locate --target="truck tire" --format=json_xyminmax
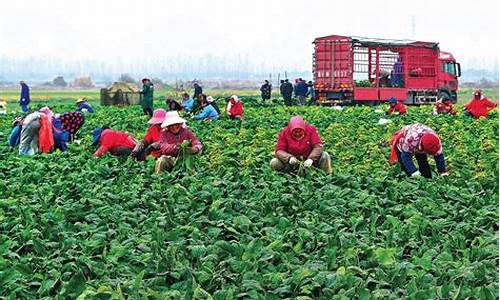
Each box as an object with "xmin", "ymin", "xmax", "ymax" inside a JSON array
[{"xmin": 438, "ymin": 90, "xmax": 452, "ymax": 101}]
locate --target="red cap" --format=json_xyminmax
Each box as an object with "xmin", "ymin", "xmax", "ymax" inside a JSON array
[{"xmin": 421, "ymin": 133, "xmax": 441, "ymax": 155}]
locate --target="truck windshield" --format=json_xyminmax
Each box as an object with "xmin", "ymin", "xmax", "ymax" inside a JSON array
[{"xmin": 442, "ymin": 62, "xmax": 456, "ymax": 75}]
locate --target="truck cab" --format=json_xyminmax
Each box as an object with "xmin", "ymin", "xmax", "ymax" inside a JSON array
[{"xmin": 437, "ymin": 51, "xmax": 461, "ymax": 102}]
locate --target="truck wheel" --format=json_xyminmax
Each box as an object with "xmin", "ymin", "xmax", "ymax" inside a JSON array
[{"xmin": 438, "ymin": 90, "xmax": 451, "ymax": 101}]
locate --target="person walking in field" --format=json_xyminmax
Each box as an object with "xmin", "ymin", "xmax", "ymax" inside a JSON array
[
  {"xmin": 386, "ymin": 97, "xmax": 407, "ymax": 116},
  {"xmin": 464, "ymin": 89, "xmax": 497, "ymax": 119},
  {"xmin": 433, "ymin": 96, "xmax": 456, "ymax": 115},
  {"xmin": 155, "ymin": 111, "xmax": 203, "ymax": 173},
  {"xmin": 76, "ymin": 97, "xmax": 95, "ymax": 113},
  {"xmin": 281, "ymin": 79, "xmax": 294, "ymax": 106},
  {"xmin": 139, "ymin": 78, "xmax": 154, "ymax": 117},
  {"xmin": 389, "ymin": 123, "xmax": 448, "ymax": 178},
  {"xmin": 226, "ymin": 95, "xmax": 244, "ymax": 120},
  {"xmin": 270, "ymin": 116, "xmax": 332, "ymax": 174},
  {"xmin": 131, "ymin": 109, "xmax": 167, "ymax": 161},
  {"xmin": 260, "ymin": 80, "xmax": 272, "ymax": 101},
  {"xmin": 19, "ymin": 81, "xmax": 31, "ymax": 112},
  {"xmin": 92, "ymin": 127, "xmax": 137, "ymax": 157}
]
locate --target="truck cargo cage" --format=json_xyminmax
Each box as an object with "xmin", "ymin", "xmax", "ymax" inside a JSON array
[{"xmin": 312, "ymin": 34, "xmax": 457, "ymax": 105}]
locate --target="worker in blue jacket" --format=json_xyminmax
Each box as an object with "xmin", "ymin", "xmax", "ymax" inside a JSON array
[
  {"xmin": 76, "ymin": 98, "xmax": 95, "ymax": 113},
  {"xmin": 19, "ymin": 81, "xmax": 31, "ymax": 112},
  {"xmin": 193, "ymin": 95, "xmax": 219, "ymax": 121}
]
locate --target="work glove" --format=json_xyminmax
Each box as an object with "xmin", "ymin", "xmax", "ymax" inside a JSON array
[
  {"xmin": 186, "ymin": 146, "xmax": 199, "ymax": 155},
  {"xmin": 149, "ymin": 142, "xmax": 160, "ymax": 150},
  {"xmin": 440, "ymin": 172, "xmax": 449, "ymax": 176},
  {"xmin": 288, "ymin": 156, "xmax": 298, "ymax": 165},
  {"xmin": 411, "ymin": 171, "xmax": 421, "ymax": 177},
  {"xmin": 304, "ymin": 158, "xmax": 314, "ymax": 167}
]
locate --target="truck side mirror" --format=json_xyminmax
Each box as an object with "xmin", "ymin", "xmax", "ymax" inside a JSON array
[{"xmin": 456, "ymin": 62, "xmax": 461, "ymax": 77}]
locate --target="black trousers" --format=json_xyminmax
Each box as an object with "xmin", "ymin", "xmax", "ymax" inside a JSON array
[
  {"xmin": 143, "ymin": 107, "xmax": 153, "ymax": 117},
  {"xmin": 396, "ymin": 149, "xmax": 432, "ymax": 178}
]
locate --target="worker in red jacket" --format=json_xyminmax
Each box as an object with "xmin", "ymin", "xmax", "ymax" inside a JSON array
[
  {"xmin": 155, "ymin": 111, "xmax": 203, "ymax": 173},
  {"xmin": 131, "ymin": 108, "xmax": 167, "ymax": 161},
  {"xmin": 270, "ymin": 116, "xmax": 332, "ymax": 174},
  {"xmin": 387, "ymin": 97, "xmax": 407, "ymax": 116},
  {"xmin": 92, "ymin": 127, "xmax": 137, "ymax": 157},
  {"xmin": 433, "ymin": 97, "xmax": 456, "ymax": 115},
  {"xmin": 226, "ymin": 95, "xmax": 244, "ymax": 120},
  {"xmin": 464, "ymin": 89, "xmax": 497, "ymax": 118}
]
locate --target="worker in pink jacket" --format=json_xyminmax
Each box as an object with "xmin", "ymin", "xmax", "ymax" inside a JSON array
[
  {"xmin": 155, "ymin": 111, "xmax": 203, "ymax": 173},
  {"xmin": 270, "ymin": 116, "xmax": 332, "ymax": 174}
]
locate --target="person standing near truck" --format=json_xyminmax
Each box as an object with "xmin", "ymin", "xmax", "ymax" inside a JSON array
[
  {"xmin": 281, "ymin": 79, "xmax": 294, "ymax": 106},
  {"xmin": 139, "ymin": 78, "xmax": 154, "ymax": 117},
  {"xmin": 294, "ymin": 79, "xmax": 309, "ymax": 106},
  {"xmin": 306, "ymin": 81, "xmax": 315, "ymax": 104},
  {"xmin": 19, "ymin": 81, "xmax": 31, "ymax": 112}
]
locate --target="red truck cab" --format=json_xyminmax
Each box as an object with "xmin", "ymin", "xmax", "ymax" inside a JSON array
[{"xmin": 313, "ymin": 35, "xmax": 461, "ymax": 105}]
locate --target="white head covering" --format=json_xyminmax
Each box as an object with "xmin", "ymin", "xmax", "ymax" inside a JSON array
[{"xmin": 161, "ymin": 111, "xmax": 187, "ymax": 128}]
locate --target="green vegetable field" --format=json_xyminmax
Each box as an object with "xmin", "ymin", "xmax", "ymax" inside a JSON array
[{"xmin": 0, "ymin": 98, "xmax": 498, "ymax": 299}]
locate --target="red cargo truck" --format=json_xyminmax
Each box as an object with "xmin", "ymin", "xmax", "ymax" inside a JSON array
[{"xmin": 313, "ymin": 34, "xmax": 461, "ymax": 105}]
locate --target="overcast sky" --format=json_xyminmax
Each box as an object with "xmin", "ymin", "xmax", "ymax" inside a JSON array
[{"xmin": 0, "ymin": 0, "xmax": 498, "ymax": 72}]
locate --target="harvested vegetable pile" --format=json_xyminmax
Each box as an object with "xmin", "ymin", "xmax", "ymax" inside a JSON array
[{"xmin": 0, "ymin": 99, "xmax": 498, "ymax": 299}]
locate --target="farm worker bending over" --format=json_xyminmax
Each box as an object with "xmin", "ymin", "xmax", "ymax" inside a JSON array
[
  {"xmin": 166, "ymin": 98, "xmax": 182, "ymax": 111},
  {"xmin": 207, "ymin": 96, "xmax": 221, "ymax": 115},
  {"xmin": 270, "ymin": 116, "xmax": 332, "ymax": 174},
  {"xmin": 433, "ymin": 97, "xmax": 456, "ymax": 115},
  {"xmin": 155, "ymin": 111, "xmax": 203, "ymax": 173},
  {"xmin": 92, "ymin": 127, "xmax": 137, "ymax": 157},
  {"xmin": 131, "ymin": 109, "xmax": 167, "ymax": 161},
  {"xmin": 8, "ymin": 117, "xmax": 23, "ymax": 148},
  {"xmin": 18, "ymin": 107, "xmax": 54, "ymax": 155},
  {"xmin": 181, "ymin": 93, "xmax": 195, "ymax": 113},
  {"xmin": 19, "ymin": 81, "xmax": 31, "ymax": 112},
  {"xmin": 389, "ymin": 123, "xmax": 448, "ymax": 178},
  {"xmin": 76, "ymin": 97, "xmax": 95, "ymax": 113},
  {"xmin": 226, "ymin": 95, "xmax": 244, "ymax": 120},
  {"xmin": 139, "ymin": 78, "xmax": 154, "ymax": 117},
  {"xmin": 464, "ymin": 89, "xmax": 497, "ymax": 119},
  {"xmin": 386, "ymin": 97, "xmax": 407, "ymax": 116},
  {"xmin": 193, "ymin": 95, "xmax": 219, "ymax": 121},
  {"xmin": 58, "ymin": 111, "xmax": 85, "ymax": 141}
]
